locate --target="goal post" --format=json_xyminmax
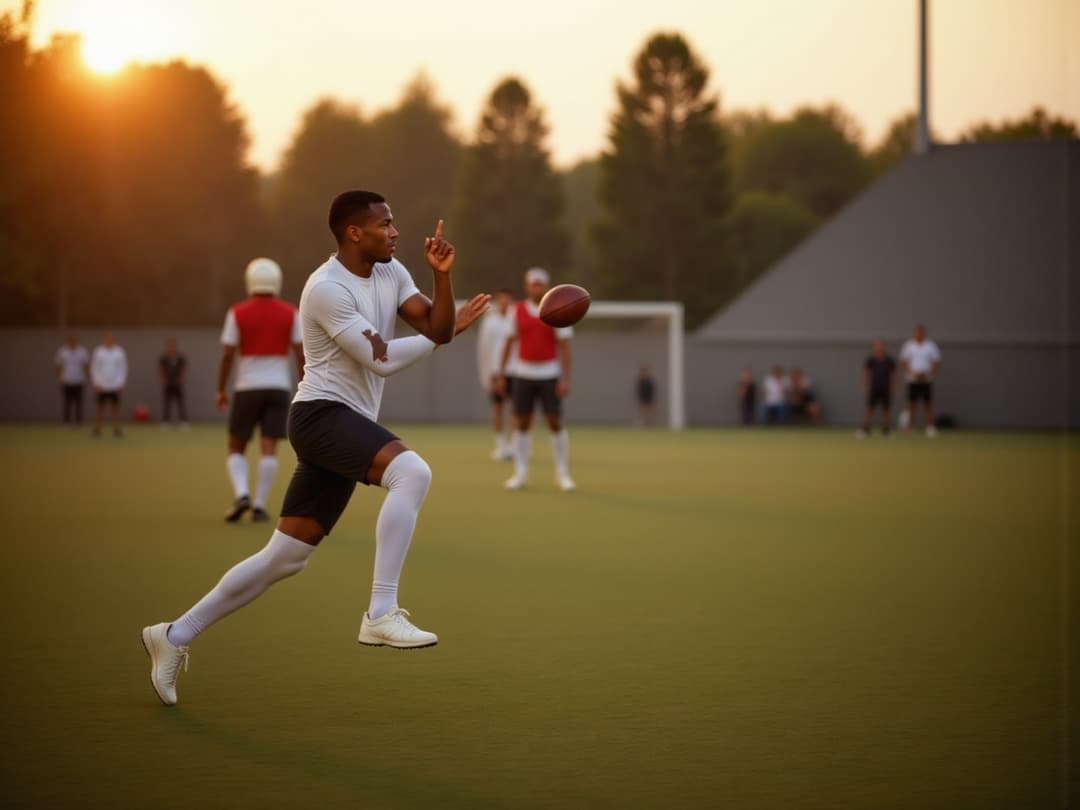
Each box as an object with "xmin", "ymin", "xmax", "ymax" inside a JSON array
[{"xmin": 586, "ymin": 301, "xmax": 685, "ymax": 430}]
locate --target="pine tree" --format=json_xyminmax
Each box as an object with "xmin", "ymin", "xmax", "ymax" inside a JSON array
[
  {"xmin": 450, "ymin": 77, "xmax": 569, "ymax": 294},
  {"xmin": 592, "ymin": 33, "xmax": 730, "ymax": 327}
]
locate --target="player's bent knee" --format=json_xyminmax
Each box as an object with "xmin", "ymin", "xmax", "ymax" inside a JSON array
[{"xmin": 381, "ymin": 450, "xmax": 432, "ymax": 502}]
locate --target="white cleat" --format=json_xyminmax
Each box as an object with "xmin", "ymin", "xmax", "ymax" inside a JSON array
[
  {"xmin": 926, "ymin": 426, "xmax": 938, "ymax": 438},
  {"xmin": 855, "ymin": 429, "xmax": 868, "ymax": 439},
  {"xmin": 504, "ymin": 473, "xmax": 527, "ymax": 490},
  {"xmin": 358, "ymin": 607, "xmax": 438, "ymax": 649},
  {"xmin": 141, "ymin": 623, "xmax": 189, "ymax": 706},
  {"xmin": 557, "ymin": 474, "xmax": 577, "ymax": 492}
]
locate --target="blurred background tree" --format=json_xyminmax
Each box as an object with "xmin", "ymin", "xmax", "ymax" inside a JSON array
[
  {"xmin": 592, "ymin": 33, "xmax": 730, "ymax": 328},
  {"xmin": 449, "ymin": 76, "xmax": 569, "ymax": 294}
]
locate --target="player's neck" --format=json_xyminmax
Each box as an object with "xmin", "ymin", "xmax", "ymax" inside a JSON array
[{"xmin": 335, "ymin": 250, "xmax": 375, "ymax": 279}]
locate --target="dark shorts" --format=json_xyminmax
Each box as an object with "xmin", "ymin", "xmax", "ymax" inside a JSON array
[
  {"xmin": 512, "ymin": 377, "xmax": 561, "ymax": 417},
  {"xmin": 867, "ymin": 389, "xmax": 891, "ymax": 408},
  {"xmin": 97, "ymin": 390, "xmax": 120, "ymax": 406},
  {"xmin": 280, "ymin": 399, "xmax": 399, "ymax": 535},
  {"xmin": 907, "ymin": 382, "xmax": 933, "ymax": 404},
  {"xmin": 490, "ymin": 375, "xmax": 515, "ymax": 405},
  {"xmin": 229, "ymin": 389, "xmax": 291, "ymax": 442}
]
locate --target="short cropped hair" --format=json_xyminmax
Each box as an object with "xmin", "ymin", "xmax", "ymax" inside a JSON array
[{"xmin": 328, "ymin": 190, "xmax": 386, "ymax": 243}]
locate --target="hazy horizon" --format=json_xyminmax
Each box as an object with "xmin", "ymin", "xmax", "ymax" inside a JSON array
[{"xmin": 9, "ymin": 0, "xmax": 1078, "ymax": 172}]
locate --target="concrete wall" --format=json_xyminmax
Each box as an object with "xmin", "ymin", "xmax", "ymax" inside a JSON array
[
  {"xmin": 3, "ymin": 328, "xmax": 1074, "ymax": 428},
  {"xmin": 0, "ymin": 328, "xmax": 671, "ymax": 426}
]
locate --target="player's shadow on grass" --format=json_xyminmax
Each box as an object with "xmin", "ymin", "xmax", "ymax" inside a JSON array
[{"xmin": 161, "ymin": 707, "xmax": 505, "ymax": 808}]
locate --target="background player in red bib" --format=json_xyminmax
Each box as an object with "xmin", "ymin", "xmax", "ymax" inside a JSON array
[
  {"xmin": 216, "ymin": 258, "xmax": 305, "ymax": 522},
  {"xmin": 495, "ymin": 267, "xmax": 575, "ymax": 491}
]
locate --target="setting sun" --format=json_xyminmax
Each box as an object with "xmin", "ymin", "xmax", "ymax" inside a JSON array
[{"xmin": 75, "ymin": 4, "xmax": 176, "ymax": 74}]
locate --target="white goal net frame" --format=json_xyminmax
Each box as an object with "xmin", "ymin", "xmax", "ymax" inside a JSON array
[{"xmin": 586, "ymin": 301, "xmax": 685, "ymax": 430}]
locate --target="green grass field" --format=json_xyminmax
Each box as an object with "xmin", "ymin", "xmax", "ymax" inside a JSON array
[{"xmin": 0, "ymin": 424, "xmax": 1075, "ymax": 809}]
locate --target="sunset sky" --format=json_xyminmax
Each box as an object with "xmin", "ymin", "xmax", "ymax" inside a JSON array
[{"xmin": 10, "ymin": 0, "xmax": 1079, "ymax": 171}]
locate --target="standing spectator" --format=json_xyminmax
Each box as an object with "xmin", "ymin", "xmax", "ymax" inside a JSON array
[
  {"xmin": 736, "ymin": 367, "xmax": 756, "ymax": 425},
  {"xmin": 635, "ymin": 364, "xmax": 657, "ymax": 427},
  {"xmin": 159, "ymin": 338, "xmax": 189, "ymax": 429},
  {"xmin": 788, "ymin": 367, "xmax": 823, "ymax": 425},
  {"xmin": 55, "ymin": 335, "xmax": 89, "ymax": 425},
  {"xmin": 762, "ymin": 365, "xmax": 789, "ymax": 425},
  {"xmin": 857, "ymin": 339, "xmax": 896, "ymax": 438},
  {"xmin": 217, "ymin": 258, "xmax": 305, "ymax": 523},
  {"xmin": 91, "ymin": 331, "xmax": 127, "ymax": 437},
  {"xmin": 477, "ymin": 288, "xmax": 516, "ymax": 460},
  {"xmin": 900, "ymin": 324, "xmax": 943, "ymax": 437}
]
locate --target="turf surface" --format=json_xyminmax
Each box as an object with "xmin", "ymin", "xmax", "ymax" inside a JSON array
[{"xmin": 0, "ymin": 424, "xmax": 1074, "ymax": 808}]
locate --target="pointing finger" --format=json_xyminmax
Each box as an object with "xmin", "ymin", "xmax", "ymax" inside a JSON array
[{"xmin": 433, "ymin": 219, "xmax": 444, "ymax": 240}]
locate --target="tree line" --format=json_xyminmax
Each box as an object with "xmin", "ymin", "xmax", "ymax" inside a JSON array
[{"xmin": 2, "ymin": 11, "xmax": 1076, "ymax": 329}]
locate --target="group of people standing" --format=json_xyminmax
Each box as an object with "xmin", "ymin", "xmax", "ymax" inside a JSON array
[
  {"xmin": 56, "ymin": 333, "xmax": 186, "ymax": 436},
  {"xmin": 476, "ymin": 267, "xmax": 576, "ymax": 491},
  {"xmin": 734, "ymin": 324, "xmax": 944, "ymax": 436}
]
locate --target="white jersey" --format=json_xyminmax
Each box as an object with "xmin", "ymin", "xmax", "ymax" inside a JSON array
[
  {"xmin": 293, "ymin": 255, "xmax": 421, "ymax": 420},
  {"xmin": 477, "ymin": 308, "xmax": 517, "ymax": 386},
  {"xmin": 762, "ymin": 374, "xmax": 789, "ymax": 406},
  {"xmin": 91, "ymin": 344, "xmax": 128, "ymax": 390},
  {"xmin": 55, "ymin": 344, "xmax": 89, "ymax": 385},
  {"xmin": 220, "ymin": 308, "xmax": 302, "ymax": 391},
  {"xmin": 899, "ymin": 339, "xmax": 942, "ymax": 380}
]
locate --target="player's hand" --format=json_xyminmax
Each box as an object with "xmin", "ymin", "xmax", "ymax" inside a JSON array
[
  {"xmin": 362, "ymin": 329, "xmax": 389, "ymax": 362},
  {"xmin": 424, "ymin": 219, "xmax": 455, "ymax": 274},
  {"xmin": 557, "ymin": 379, "xmax": 570, "ymax": 398},
  {"xmin": 454, "ymin": 293, "xmax": 492, "ymax": 336},
  {"xmin": 215, "ymin": 390, "xmax": 229, "ymax": 412},
  {"xmin": 494, "ymin": 376, "xmax": 507, "ymax": 397}
]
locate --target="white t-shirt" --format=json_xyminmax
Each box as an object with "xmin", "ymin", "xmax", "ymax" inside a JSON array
[
  {"xmin": 91, "ymin": 345, "xmax": 128, "ymax": 391},
  {"xmin": 899, "ymin": 339, "xmax": 942, "ymax": 380},
  {"xmin": 477, "ymin": 307, "xmax": 517, "ymax": 386},
  {"xmin": 506, "ymin": 300, "xmax": 573, "ymax": 381},
  {"xmin": 220, "ymin": 308, "xmax": 303, "ymax": 391},
  {"xmin": 763, "ymin": 374, "xmax": 789, "ymax": 406},
  {"xmin": 293, "ymin": 255, "xmax": 421, "ymax": 420},
  {"xmin": 55, "ymin": 344, "xmax": 89, "ymax": 385}
]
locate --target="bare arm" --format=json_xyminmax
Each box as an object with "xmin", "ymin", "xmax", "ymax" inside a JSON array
[
  {"xmin": 557, "ymin": 338, "xmax": 572, "ymax": 398},
  {"xmin": 292, "ymin": 343, "xmax": 305, "ymax": 381},
  {"xmin": 494, "ymin": 335, "xmax": 516, "ymax": 396},
  {"xmin": 216, "ymin": 346, "xmax": 235, "ymax": 411},
  {"xmin": 397, "ymin": 220, "xmax": 456, "ymax": 344}
]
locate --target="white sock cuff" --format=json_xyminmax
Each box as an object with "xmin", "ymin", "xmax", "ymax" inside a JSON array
[
  {"xmin": 268, "ymin": 530, "xmax": 316, "ymax": 562},
  {"xmin": 380, "ymin": 450, "xmax": 432, "ymax": 491}
]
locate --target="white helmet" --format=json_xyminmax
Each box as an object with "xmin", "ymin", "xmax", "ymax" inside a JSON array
[{"xmin": 245, "ymin": 257, "xmax": 282, "ymax": 296}]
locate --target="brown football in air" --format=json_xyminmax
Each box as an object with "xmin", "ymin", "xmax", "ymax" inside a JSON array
[{"xmin": 539, "ymin": 284, "xmax": 591, "ymax": 328}]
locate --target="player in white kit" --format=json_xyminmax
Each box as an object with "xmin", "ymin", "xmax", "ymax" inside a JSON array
[{"xmin": 141, "ymin": 190, "xmax": 490, "ymax": 705}]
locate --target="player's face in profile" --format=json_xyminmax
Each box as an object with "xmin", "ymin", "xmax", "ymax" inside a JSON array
[{"xmin": 351, "ymin": 202, "xmax": 399, "ymax": 263}]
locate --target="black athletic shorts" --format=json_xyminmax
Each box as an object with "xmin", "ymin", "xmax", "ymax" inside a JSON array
[
  {"xmin": 867, "ymin": 389, "xmax": 891, "ymax": 408},
  {"xmin": 97, "ymin": 390, "xmax": 120, "ymax": 406},
  {"xmin": 512, "ymin": 377, "xmax": 561, "ymax": 417},
  {"xmin": 490, "ymin": 375, "xmax": 515, "ymax": 404},
  {"xmin": 907, "ymin": 382, "xmax": 933, "ymax": 404},
  {"xmin": 229, "ymin": 389, "xmax": 291, "ymax": 442},
  {"xmin": 280, "ymin": 399, "xmax": 398, "ymax": 535}
]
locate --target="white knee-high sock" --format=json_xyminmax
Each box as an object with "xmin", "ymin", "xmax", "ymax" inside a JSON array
[
  {"xmin": 167, "ymin": 530, "xmax": 314, "ymax": 647},
  {"xmin": 226, "ymin": 453, "xmax": 249, "ymax": 499},
  {"xmin": 512, "ymin": 430, "xmax": 531, "ymax": 478},
  {"xmin": 551, "ymin": 429, "xmax": 570, "ymax": 476},
  {"xmin": 254, "ymin": 456, "xmax": 278, "ymax": 509},
  {"xmin": 368, "ymin": 451, "xmax": 432, "ymax": 620}
]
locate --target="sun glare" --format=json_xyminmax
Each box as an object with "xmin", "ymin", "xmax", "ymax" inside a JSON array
[{"xmin": 77, "ymin": 7, "xmax": 175, "ymax": 75}]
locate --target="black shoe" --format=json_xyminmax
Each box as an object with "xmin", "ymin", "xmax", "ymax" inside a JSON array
[
  {"xmin": 251, "ymin": 508, "xmax": 270, "ymax": 523},
  {"xmin": 225, "ymin": 495, "xmax": 251, "ymax": 523}
]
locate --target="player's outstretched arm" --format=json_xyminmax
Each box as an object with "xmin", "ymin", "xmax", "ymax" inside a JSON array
[
  {"xmin": 454, "ymin": 294, "xmax": 492, "ymax": 337},
  {"xmin": 399, "ymin": 220, "xmax": 456, "ymax": 344}
]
